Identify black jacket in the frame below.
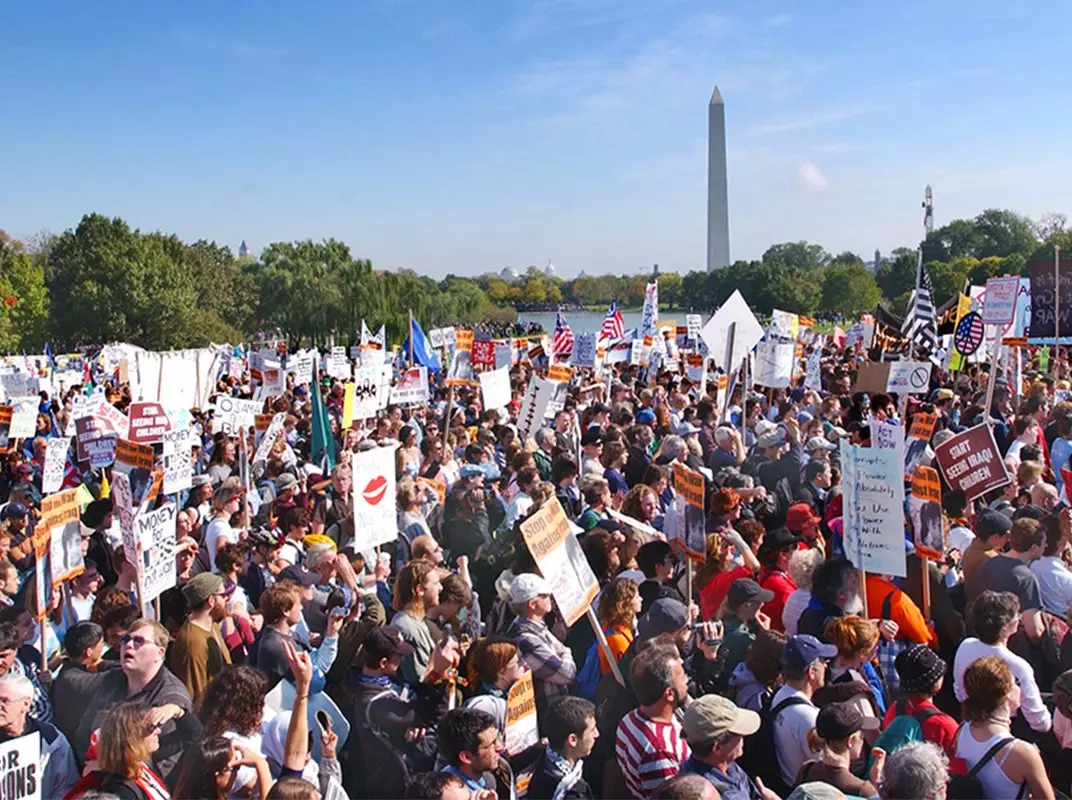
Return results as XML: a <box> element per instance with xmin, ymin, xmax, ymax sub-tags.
<box><xmin>528</xmin><ymin>752</ymin><xmax>594</xmax><ymax>800</ymax></box>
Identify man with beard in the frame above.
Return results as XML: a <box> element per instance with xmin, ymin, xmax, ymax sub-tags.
<box><xmin>795</xmin><ymin>557</ymin><xmax>865</xmax><ymax>641</ymax></box>
<box><xmin>169</xmin><ymin>572</ymin><xmax>232</xmax><ymax>708</ymax></box>
<box><xmin>615</xmin><ymin>643</ymin><xmax>691</xmax><ymax>799</ymax></box>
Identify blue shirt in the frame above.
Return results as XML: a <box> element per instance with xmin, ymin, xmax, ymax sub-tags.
<box><xmin>678</xmin><ymin>757</ymin><xmax>760</xmax><ymax>800</ymax></box>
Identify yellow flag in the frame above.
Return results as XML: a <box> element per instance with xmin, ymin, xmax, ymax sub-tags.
<box><xmin>99</xmin><ymin>471</ymin><xmax>110</xmax><ymax>499</ymax></box>
<box><xmin>342</xmin><ymin>383</ymin><xmax>355</xmax><ymax>430</ymax></box>
<box><xmin>949</xmin><ymin>293</ymin><xmax>973</xmax><ymax>372</ymax></box>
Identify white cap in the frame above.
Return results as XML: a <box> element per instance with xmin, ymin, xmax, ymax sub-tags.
<box><xmin>508</xmin><ymin>573</ymin><xmax>553</xmax><ymax>604</ymax></box>
<box><xmin>806</xmin><ymin>436</ymin><xmax>836</xmax><ymax>452</ymax></box>
<box><xmin>755</xmin><ymin>420</ymin><xmax>777</xmax><ymax>438</ymax></box>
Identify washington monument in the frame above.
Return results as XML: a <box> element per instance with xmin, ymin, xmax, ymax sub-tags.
<box><xmin>707</xmin><ymin>85</ymin><xmax>730</xmax><ymax>272</ymax></box>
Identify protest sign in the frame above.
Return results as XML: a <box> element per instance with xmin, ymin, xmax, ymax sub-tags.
<box><xmin>429</xmin><ymin>328</ymin><xmax>444</xmax><ymax>349</ymax></box>
<box><xmin>454</xmin><ymin>328</ymin><xmax>473</xmax><ymax>352</ymax></box>
<box><xmin>470</xmin><ymin>340</ymin><xmax>495</xmax><ymax>367</ymax></box>
<box><xmin>641</xmin><ymin>281</ymin><xmax>659</xmax><ymax>336</ymax></box>
<box><xmin>352</xmin><ymin>365</ymin><xmax>393</xmax><ymax>420</ymax></box>
<box><xmin>389</xmin><ymin>366</ymin><xmax>429</xmax><ymax>407</ymax></box>
<box><xmin>753</xmin><ymin>342</ymin><xmax>794</xmax><ymax>388</ymax></box>
<box><xmin>909</xmin><ymin>466</ymin><xmax>944</xmax><ymax>559</ymax></box>
<box><xmin>0</xmin><ymin>407</ymin><xmax>10</xmax><ymax>449</ymax></box>
<box><xmin>519</xmin><ymin>498</ymin><xmax>600</xmax><ymax>627</ymax></box>
<box><xmin>852</xmin><ymin>362</ymin><xmax>889</xmax><ymax>394</ymax></box>
<box><xmin>212</xmin><ymin>397</ymin><xmax>261</xmax><ymax>436</ymax></box>
<box><xmin>982</xmin><ymin>276</ymin><xmax>1020</xmax><ymax>325</ymax></box>
<box><xmin>0</xmin><ymin>372</ymin><xmax>31</xmax><ymax>402</ymax></box>
<box><xmin>628</xmin><ymin>340</ymin><xmax>643</xmax><ymax>366</ymax></box>
<box><xmin>701</xmin><ymin>290</ymin><xmax>764</xmax><ymax>372</ymax></box>
<box><xmin>253</xmin><ymin>413</ymin><xmax>287</xmax><ymax>465</ymax></box>
<box><xmin>75</xmin><ymin>414</ymin><xmax>117</xmax><ymax>468</ymax></box>
<box><xmin>127</xmin><ymin>401</ymin><xmax>171</xmax><ymax>445</ymax></box>
<box><xmin>516</xmin><ymin>378</ymin><xmax>556</xmax><ymax>442</ymax></box>
<box><xmin>135</xmin><ymin>504</ymin><xmax>178</xmax><ymax>604</ymax></box>
<box><xmin>686</xmin><ymin>314</ymin><xmax>702</xmax><ymax>343</ymax></box>
<box><xmin>95</xmin><ymin>400</ymin><xmax>130</xmax><ymax>439</ymax></box>
<box><xmin>504</xmin><ymin>671</ymin><xmax>539</xmax><ymax>756</ymax></box>
<box><xmin>885</xmin><ymin>362</ymin><xmax>932</xmax><ymax>395</ymax></box>
<box><xmin>289</xmin><ymin>350</ymin><xmax>315</xmax><ymax>385</ymax></box>
<box><xmin>572</xmin><ymin>333</ymin><xmax>596</xmax><ymax>368</ymax></box>
<box><xmin>805</xmin><ymin>350</ymin><xmax>821</xmax><ymax>391</ymax></box>
<box><xmin>327</xmin><ymin>347</ymin><xmax>351</xmax><ymax>380</ymax></box>
<box><xmin>605</xmin><ymin>339</ymin><xmax>632</xmax><ymax>365</ymax></box>
<box><xmin>670</xmin><ymin>463</ymin><xmax>706</xmax><ymax>559</ymax></box>
<box><xmin>114</xmin><ymin>439</ymin><xmax>155</xmax><ymax>503</ymax></box>
<box><xmin>445</xmin><ymin>349</ymin><xmax>473</xmax><ymax>387</ymax></box>
<box><xmin>908</xmin><ymin>412</ymin><xmax>937</xmax><ymax>442</ymax></box>
<box><xmin>351</xmin><ymin>445</ymin><xmax>397</xmax><ymax>551</ymax></box>
<box><xmin>40</xmin><ymin>488</ymin><xmax>82</xmax><ymax>585</ymax></box>
<box><xmin>494</xmin><ymin>341</ymin><xmax>514</xmax><ymax>369</ymax></box>
<box><xmin>8</xmin><ymin>397</ymin><xmax>37</xmax><ymax>440</ymax></box>
<box><xmin>685</xmin><ymin>355</ymin><xmax>705</xmax><ymax>384</ymax></box>
<box><xmin>1029</xmin><ymin>258</ymin><xmax>1072</xmax><ymax>341</ymax></box>
<box><xmin>933</xmin><ymin>424</ymin><xmax>1010</xmax><ymax>501</ymax></box>
<box><xmin>478</xmin><ymin>367</ymin><xmax>511</xmax><ymax>410</ymax></box>
<box><xmin>771</xmin><ymin>309</ymin><xmax>799</xmax><ymax>340</ymax></box>
<box><xmin>547</xmin><ymin>364</ymin><xmax>572</xmax><ymax>383</ymax></box>
<box><xmin>161</xmin><ymin>427</ymin><xmax>195</xmax><ymax>495</ymax></box>
<box><xmin>41</xmin><ymin>437</ymin><xmax>70</xmax><ymax>495</ymax></box>
<box><xmin>0</xmin><ymin>730</ymin><xmax>40</xmax><ymax>800</ymax></box>
<box><xmin>840</xmin><ymin>442</ymin><xmax>907</xmax><ymax>577</ymax></box>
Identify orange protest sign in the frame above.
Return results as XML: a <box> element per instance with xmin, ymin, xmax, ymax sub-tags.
<box><xmin>37</xmin><ymin>488</ymin><xmax>80</xmax><ymax>561</ymax></box>
<box><xmin>504</xmin><ymin>671</ymin><xmax>538</xmax><ymax>755</ymax></box>
<box><xmin>547</xmin><ymin>364</ymin><xmax>572</xmax><ymax>383</ymax></box>
<box><xmin>1002</xmin><ymin>337</ymin><xmax>1028</xmax><ymax>348</ymax></box>
<box><xmin>909</xmin><ymin>466</ymin><xmax>943</xmax><ymax>558</ymax></box>
<box><xmin>908</xmin><ymin>412</ymin><xmax>937</xmax><ymax>442</ymax></box>
<box><xmin>416</xmin><ymin>477</ymin><xmax>446</xmax><ymax>505</ymax></box>
<box><xmin>115</xmin><ymin>439</ymin><xmax>154</xmax><ymax>472</ymax></box>
<box><xmin>672</xmin><ymin>463</ymin><xmax>704</xmax><ymax>509</ymax></box>
<box><xmin>454</xmin><ymin>329</ymin><xmax>474</xmax><ymax>352</ymax></box>
<box><xmin>255</xmin><ymin>413</ymin><xmax>274</xmax><ymax>433</ymax></box>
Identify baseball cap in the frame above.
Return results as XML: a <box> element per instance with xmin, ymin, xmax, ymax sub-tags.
<box><xmin>976</xmin><ymin>509</ymin><xmax>1012</xmax><ymax>539</ymax></box>
<box><xmin>635</xmin><ymin>409</ymin><xmax>656</xmax><ymax>426</ymax></box>
<box><xmin>677</xmin><ymin>422</ymin><xmax>702</xmax><ymax>437</ymax></box>
<box><xmin>363</xmin><ymin>626</ymin><xmax>414</xmax><ymax>663</ymax></box>
<box><xmin>1</xmin><ymin>503</ymin><xmax>27</xmax><ymax>521</ymax></box>
<box><xmin>785</xmin><ymin>503</ymin><xmax>822</xmax><ymax>534</ymax></box>
<box><xmin>275</xmin><ymin>473</ymin><xmax>299</xmax><ymax>492</ymax></box>
<box><xmin>508</xmin><ymin>573</ymin><xmax>553</xmax><ymax>604</ymax></box>
<box><xmin>760</xmin><ymin>527</ymin><xmax>803</xmax><ymax>551</ymax></box>
<box><xmin>782</xmin><ymin>634</ymin><xmax>837</xmax><ymax>671</ymax></box>
<box><xmin>459</xmin><ymin>464</ymin><xmax>484</xmax><ymax>480</ymax></box>
<box><xmin>637</xmin><ymin>598</ymin><xmax>689</xmax><ymax>641</ymax></box>
<box><xmin>727</xmin><ymin>578</ymin><xmax>774</xmax><ymax>610</ymax></box>
<box><xmin>682</xmin><ymin>695</ymin><xmax>760</xmax><ymax>744</ymax></box>
<box><xmin>815</xmin><ymin>701</ymin><xmax>880</xmax><ymax>741</ymax></box>
<box><xmin>581</xmin><ymin>426</ymin><xmax>604</xmax><ymax>447</ymax></box>
<box><xmin>806</xmin><ymin>436</ymin><xmax>836</xmax><ymax>452</ymax></box>
<box><xmin>182</xmin><ymin>572</ymin><xmax>225</xmax><ymax>606</ymax></box>
<box><xmin>754</xmin><ymin>420</ymin><xmax>777</xmax><ymax>438</ymax></box>
<box><xmin>757</xmin><ymin>430</ymin><xmax>785</xmax><ymax>449</ymax></box>
<box><xmin>787</xmin><ymin>783</ymin><xmax>846</xmax><ymax>800</ymax></box>
<box><xmin>278</xmin><ymin>564</ymin><xmax>319</xmax><ymax>588</ymax></box>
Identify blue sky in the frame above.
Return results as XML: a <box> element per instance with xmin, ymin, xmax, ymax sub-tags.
<box><xmin>4</xmin><ymin>0</ymin><xmax>1072</xmax><ymax>278</ymax></box>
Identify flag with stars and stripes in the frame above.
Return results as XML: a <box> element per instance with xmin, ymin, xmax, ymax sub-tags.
<box><xmin>553</xmin><ymin>308</ymin><xmax>574</xmax><ymax>356</ymax></box>
<box><xmin>902</xmin><ymin>249</ymin><xmax>938</xmax><ymax>351</ymax></box>
<box><xmin>599</xmin><ymin>299</ymin><xmax>625</xmax><ymax>342</ymax></box>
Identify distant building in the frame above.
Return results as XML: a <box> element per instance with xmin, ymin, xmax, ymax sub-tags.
<box><xmin>653</xmin><ymin>263</ymin><xmax>660</xmax><ymax>277</ymax></box>
<box><xmin>867</xmin><ymin>249</ymin><xmax>882</xmax><ymax>274</ymax></box>
<box><xmin>544</xmin><ymin>260</ymin><xmax>557</xmax><ymax>278</ymax></box>
<box><xmin>500</xmin><ymin>266</ymin><xmax>520</xmax><ymax>281</ymax></box>
<box><xmin>238</xmin><ymin>240</ymin><xmax>250</xmax><ymax>259</ymax></box>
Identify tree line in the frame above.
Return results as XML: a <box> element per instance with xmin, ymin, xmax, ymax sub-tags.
<box><xmin>1</xmin><ymin>209</ymin><xmax>1068</xmax><ymax>351</ymax></box>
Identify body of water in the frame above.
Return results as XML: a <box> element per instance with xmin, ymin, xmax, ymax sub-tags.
<box><xmin>518</xmin><ymin>310</ymin><xmax>677</xmax><ymax>335</ymax></box>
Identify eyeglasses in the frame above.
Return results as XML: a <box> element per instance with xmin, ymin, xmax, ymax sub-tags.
<box><xmin>120</xmin><ymin>634</ymin><xmax>153</xmax><ymax>649</ymax></box>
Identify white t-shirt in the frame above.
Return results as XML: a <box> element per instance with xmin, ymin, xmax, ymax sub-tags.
<box><xmin>203</xmin><ymin>517</ymin><xmax>234</xmax><ymax>573</ymax></box>
<box><xmin>953</xmin><ymin>637</ymin><xmax>1052</xmax><ymax>732</ymax></box>
<box><xmin>771</xmin><ymin>684</ymin><xmax>819</xmax><ymax>786</ymax></box>
<box><xmin>1031</xmin><ymin>556</ymin><xmax>1072</xmax><ymax>617</ymax></box>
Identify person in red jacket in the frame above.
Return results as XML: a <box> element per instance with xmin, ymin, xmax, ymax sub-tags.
<box><xmin>757</xmin><ymin>528</ymin><xmax>802</xmax><ymax>632</ymax></box>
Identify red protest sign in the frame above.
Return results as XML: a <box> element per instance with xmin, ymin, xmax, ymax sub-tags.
<box><xmin>933</xmin><ymin>424</ymin><xmax>1010</xmax><ymax>502</ymax></box>
<box><xmin>471</xmin><ymin>340</ymin><xmax>495</xmax><ymax>367</ymax></box>
<box><xmin>127</xmin><ymin>402</ymin><xmax>171</xmax><ymax>445</ymax></box>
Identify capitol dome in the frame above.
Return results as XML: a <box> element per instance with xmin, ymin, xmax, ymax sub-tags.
<box><xmin>500</xmin><ymin>266</ymin><xmax>520</xmax><ymax>281</ymax></box>
<box><xmin>543</xmin><ymin>260</ymin><xmax>557</xmax><ymax>278</ymax></box>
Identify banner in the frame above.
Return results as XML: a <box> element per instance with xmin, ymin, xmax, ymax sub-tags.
<box><xmin>470</xmin><ymin>340</ymin><xmax>495</xmax><ymax>368</ymax></box>
<box><xmin>351</xmin><ymin>446</ymin><xmax>397</xmax><ymax>551</ymax></box>
<box><xmin>519</xmin><ymin>499</ymin><xmax>599</xmax><ymax>627</ymax></box>
<box><xmin>127</xmin><ymin>401</ymin><xmax>172</xmax><ymax>445</ymax></box>
<box><xmin>478</xmin><ymin>367</ymin><xmax>511</xmax><ymax>410</ymax></box>
<box><xmin>753</xmin><ymin>342</ymin><xmax>794</xmax><ymax>388</ymax></box>
<box><xmin>504</xmin><ymin>671</ymin><xmax>539</xmax><ymax>756</ymax></box>
<box><xmin>933</xmin><ymin>423</ymin><xmax>1010</xmax><ymax>501</ymax></box>
<box><xmin>40</xmin><ymin>488</ymin><xmax>82</xmax><ymax>585</ymax></box>
<box><xmin>389</xmin><ymin>366</ymin><xmax>429</xmax><ymax>407</ymax></box>
<box><xmin>641</xmin><ymin>280</ymin><xmax>659</xmax><ymax>337</ymax></box>
<box><xmin>41</xmin><ymin>437</ymin><xmax>70</xmax><ymax>495</ymax></box>
<box><xmin>839</xmin><ymin>442</ymin><xmax>907</xmax><ymax>577</ymax></box>
<box><xmin>0</xmin><ymin>731</ymin><xmax>40</xmax><ymax>800</ymax></box>
<box><xmin>909</xmin><ymin>466</ymin><xmax>944</xmax><ymax>559</ymax></box>
<box><xmin>670</xmin><ymin>464</ymin><xmax>706</xmax><ymax>559</ymax></box>
<box><xmin>134</xmin><ymin>504</ymin><xmax>178</xmax><ymax>604</ymax></box>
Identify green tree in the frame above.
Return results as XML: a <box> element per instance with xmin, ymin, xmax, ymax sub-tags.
<box><xmin>762</xmin><ymin>241</ymin><xmax>829</xmax><ymax>271</ymax></box>
<box><xmin>875</xmin><ymin>248</ymin><xmax>918</xmax><ymax>299</ymax></box>
<box><xmin>657</xmin><ymin>273</ymin><xmax>684</xmax><ymax>309</ymax></box>
<box><xmin>972</xmin><ymin>208</ymin><xmax>1038</xmax><ymax>259</ymax></box>
<box><xmin>0</xmin><ymin>234</ymin><xmax>50</xmax><ymax>352</ymax></box>
<box><xmin>820</xmin><ymin>264</ymin><xmax>881</xmax><ymax>317</ymax></box>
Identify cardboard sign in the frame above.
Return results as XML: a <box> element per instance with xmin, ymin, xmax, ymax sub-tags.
<box><xmin>127</xmin><ymin>401</ymin><xmax>171</xmax><ymax>445</ymax></box>
<box><xmin>350</xmin><ymin>445</ymin><xmax>397</xmax><ymax>551</ymax></box>
<box><xmin>886</xmin><ymin>361</ymin><xmax>932</xmax><ymax>395</ymax></box>
<box><xmin>504</xmin><ymin>671</ymin><xmax>539</xmax><ymax>756</ymax></box>
<box><xmin>982</xmin><ymin>276</ymin><xmax>1020</xmax><ymax>325</ymax></box>
<box><xmin>933</xmin><ymin>424</ymin><xmax>1011</xmax><ymax>502</ymax></box>
<box><xmin>470</xmin><ymin>340</ymin><xmax>495</xmax><ymax>367</ymax></box>
<box><xmin>671</xmin><ymin>463</ymin><xmax>706</xmax><ymax>559</ymax></box>
<box><xmin>519</xmin><ymin>498</ymin><xmax>600</xmax><ymax>627</ymax></box>
<box><xmin>0</xmin><ymin>731</ymin><xmax>41</xmax><ymax>800</ymax></box>
<box><xmin>479</xmin><ymin>367</ymin><xmax>511</xmax><ymax>410</ymax></box>
<box><xmin>547</xmin><ymin>364</ymin><xmax>572</xmax><ymax>383</ymax></box>
<box><xmin>135</xmin><ymin>504</ymin><xmax>178</xmax><ymax>604</ymax></box>
<box><xmin>41</xmin><ymin>437</ymin><xmax>70</xmax><ymax>495</ymax></box>
<box><xmin>853</xmin><ymin>362</ymin><xmax>890</xmax><ymax>394</ymax></box>
<box><xmin>908</xmin><ymin>412</ymin><xmax>937</xmax><ymax>442</ymax></box>
<box><xmin>840</xmin><ymin>441</ymin><xmax>907</xmax><ymax>577</ymax></box>
<box><xmin>454</xmin><ymin>329</ymin><xmax>474</xmax><ymax>352</ymax></box>
<box><xmin>910</xmin><ymin>466</ymin><xmax>944</xmax><ymax>559</ymax></box>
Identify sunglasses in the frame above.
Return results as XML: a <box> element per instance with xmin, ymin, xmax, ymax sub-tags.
<box><xmin>120</xmin><ymin>634</ymin><xmax>154</xmax><ymax>649</ymax></box>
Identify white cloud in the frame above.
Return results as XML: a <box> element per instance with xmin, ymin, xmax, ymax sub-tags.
<box><xmin>798</xmin><ymin>162</ymin><xmax>829</xmax><ymax>190</ymax></box>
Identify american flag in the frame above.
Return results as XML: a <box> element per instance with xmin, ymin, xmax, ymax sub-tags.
<box><xmin>901</xmin><ymin>248</ymin><xmax>938</xmax><ymax>351</ymax></box>
<box><xmin>599</xmin><ymin>299</ymin><xmax>625</xmax><ymax>342</ymax></box>
<box><xmin>553</xmin><ymin>308</ymin><xmax>574</xmax><ymax>356</ymax></box>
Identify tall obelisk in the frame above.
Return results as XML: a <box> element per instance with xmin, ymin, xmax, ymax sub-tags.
<box><xmin>707</xmin><ymin>86</ymin><xmax>730</xmax><ymax>272</ymax></box>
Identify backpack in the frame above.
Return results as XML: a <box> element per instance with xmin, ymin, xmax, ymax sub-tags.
<box><xmin>737</xmin><ymin>690</ymin><xmax>811</xmax><ymax>798</ymax></box>
<box><xmin>946</xmin><ymin>730</ymin><xmax>1025</xmax><ymax>800</ymax></box>
<box><xmin>867</xmin><ymin>700</ymin><xmax>941</xmax><ymax>770</ymax></box>
<box><xmin>576</xmin><ymin>628</ymin><xmax>614</xmax><ymax>699</ymax></box>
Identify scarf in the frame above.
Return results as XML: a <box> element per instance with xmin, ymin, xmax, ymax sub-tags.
<box><xmin>545</xmin><ymin>747</ymin><xmax>584</xmax><ymax>800</ymax></box>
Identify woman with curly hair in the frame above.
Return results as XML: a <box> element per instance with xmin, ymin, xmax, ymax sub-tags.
<box><xmin>824</xmin><ymin>616</ymin><xmax>886</xmax><ymax>721</ymax></box>
<box><xmin>707</xmin><ymin>487</ymin><xmax>742</xmax><ymax>534</ymax></box>
<box><xmin>596</xmin><ymin>577</ymin><xmax>642</xmax><ymax>674</ymax></box>
<box><xmin>728</xmin><ymin>628</ymin><xmax>788</xmax><ymax>711</ymax></box>
<box><xmin>696</xmin><ymin>526</ymin><xmax>761</xmax><ymax>621</ymax></box>
<box><xmin>620</xmin><ymin>484</ymin><xmax>660</xmax><ymax>526</ymax></box>
<box><xmin>91</xmin><ymin>586</ymin><xmax>132</xmax><ymax>629</ymax></box>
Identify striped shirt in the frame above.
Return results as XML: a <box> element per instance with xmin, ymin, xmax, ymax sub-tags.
<box><xmin>615</xmin><ymin>709</ymin><xmax>689</xmax><ymax>799</ymax></box>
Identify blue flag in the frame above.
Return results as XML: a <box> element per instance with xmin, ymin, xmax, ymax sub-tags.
<box><xmin>402</xmin><ymin>318</ymin><xmax>442</xmax><ymax>371</ymax></box>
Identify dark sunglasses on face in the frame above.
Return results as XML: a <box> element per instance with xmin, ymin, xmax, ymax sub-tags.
<box><xmin>120</xmin><ymin>634</ymin><xmax>153</xmax><ymax>649</ymax></box>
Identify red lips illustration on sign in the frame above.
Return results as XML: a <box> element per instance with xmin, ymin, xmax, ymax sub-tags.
<box><xmin>362</xmin><ymin>476</ymin><xmax>388</xmax><ymax>506</ymax></box>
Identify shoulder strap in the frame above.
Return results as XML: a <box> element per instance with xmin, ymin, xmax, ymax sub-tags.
<box><xmin>770</xmin><ymin>695</ymin><xmax>810</xmax><ymax>718</ymax></box>
<box><xmin>913</xmin><ymin>706</ymin><xmax>942</xmax><ymax>723</ymax></box>
<box><xmin>967</xmin><ymin>736</ymin><xmax>1016</xmax><ymax>779</ymax></box>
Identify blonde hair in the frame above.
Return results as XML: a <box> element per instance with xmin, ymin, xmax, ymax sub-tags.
<box><xmin>97</xmin><ymin>702</ymin><xmax>154</xmax><ymax>778</ymax></box>
<box><xmin>824</xmin><ymin>615</ymin><xmax>879</xmax><ymax>660</ymax></box>
<box><xmin>598</xmin><ymin>577</ymin><xmax>640</xmax><ymax>629</ymax></box>
<box><xmin>128</xmin><ymin>619</ymin><xmax>169</xmax><ymax>649</ymax></box>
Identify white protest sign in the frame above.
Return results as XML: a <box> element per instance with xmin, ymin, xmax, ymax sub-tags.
<box><xmin>0</xmin><ymin>373</ymin><xmax>31</xmax><ymax>403</ymax></box>
<box><xmin>389</xmin><ymin>366</ymin><xmax>429</xmax><ymax>407</ymax></box>
<box><xmin>982</xmin><ymin>276</ymin><xmax>1020</xmax><ymax>325</ymax></box>
<box><xmin>770</xmin><ymin>309</ymin><xmax>799</xmax><ymax>340</ymax></box>
<box><xmin>701</xmin><ymin>290</ymin><xmax>765</xmax><ymax>372</ymax></box>
<box><xmin>886</xmin><ymin>361</ymin><xmax>933</xmax><ymax>395</ymax></box>
<box><xmin>352</xmin><ymin>365</ymin><xmax>393</xmax><ymax>420</ymax></box>
<box><xmin>161</xmin><ymin>428</ymin><xmax>194</xmax><ymax>495</ymax></box>
<box><xmin>253</xmin><ymin>413</ymin><xmax>287</xmax><ymax>464</ymax></box>
<box><xmin>112</xmin><ymin>471</ymin><xmax>137</xmax><ymax>570</ymax></box>
<box><xmin>327</xmin><ymin>347</ymin><xmax>352</xmax><ymax>380</ymax></box>
<box><xmin>519</xmin><ymin>499</ymin><xmax>599</xmax><ymax>627</ymax></box>
<box><xmin>753</xmin><ymin>342</ymin><xmax>794</xmax><ymax>388</ymax></box>
<box><xmin>516</xmin><ymin>378</ymin><xmax>556</xmax><ymax>442</ymax></box>
<box><xmin>8</xmin><ymin>397</ymin><xmax>37</xmax><ymax>440</ymax></box>
<box><xmin>805</xmin><ymin>350</ymin><xmax>821</xmax><ymax>391</ymax></box>
<box><xmin>429</xmin><ymin>328</ymin><xmax>444</xmax><ymax>349</ymax></box>
<box><xmin>95</xmin><ymin>400</ymin><xmax>131</xmax><ymax>439</ymax></box>
<box><xmin>629</xmin><ymin>340</ymin><xmax>643</xmax><ymax>366</ymax></box>
<box><xmin>572</xmin><ymin>333</ymin><xmax>596</xmax><ymax>368</ymax></box>
<box><xmin>479</xmin><ymin>367</ymin><xmax>511</xmax><ymax>410</ymax></box>
<box><xmin>445</xmin><ymin>349</ymin><xmax>473</xmax><ymax>386</ymax></box>
<box><xmin>0</xmin><ymin>731</ymin><xmax>40</xmax><ymax>800</ymax></box>
<box><xmin>212</xmin><ymin>397</ymin><xmax>262</xmax><ymax>436</ymax></box>
<box><xmin>494</xmin><ymin>342</ymin><xmax>514</xmax><ymax>369</ymax></box>
<box><xmin>686</xmin><ymin>314</ymin><xmax>702</xmax><ymax>342</ymax></box>
<box><xmin>135</xmin><ymin>504</ymin><xmax>178</xmax><ymax>604</ymax></box>
<box><xmin>351</xmin><ymin>445</ymin><xmax>397</xmax><ymax>551</ymax></box>
<box><xmin>840</xmin><ymin>441</ymin><xmax>907</xmax><ymax>577</ymax></box>
<box><xmin>41</xmin><ymin>437</ymin><xmax>70</xmax><ymax>495</ymax></box>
